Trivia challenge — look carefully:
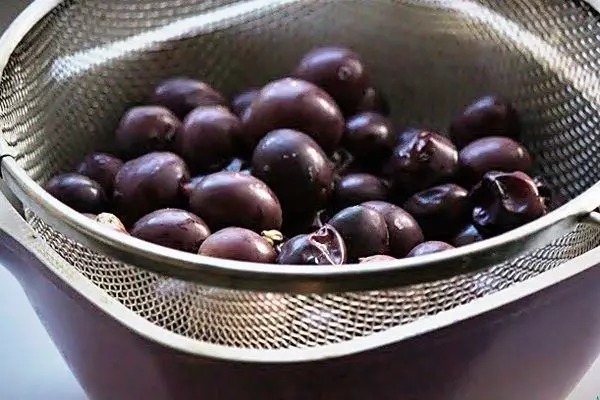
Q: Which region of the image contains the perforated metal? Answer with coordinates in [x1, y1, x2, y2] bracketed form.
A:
[3, 0, 600, 349]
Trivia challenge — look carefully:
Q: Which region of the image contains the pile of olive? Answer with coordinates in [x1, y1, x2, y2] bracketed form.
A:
[45, 46, 552, 266]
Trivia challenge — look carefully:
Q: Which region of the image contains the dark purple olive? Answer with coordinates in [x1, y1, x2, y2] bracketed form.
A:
[459, 137, 532, 184]
[450, 95, 521, 149]
[44, 173, 107, 214]
[230, 88, 260, 118]
[293, 46, 370, 114]
[187, 171, 282, 232]
[385, 130, 458, 196]
[276, 225, 346, 265]
[343, 112, 395, 164]
[359, 255, 397, 263]
[533, 175, 564, 211]
[76, 153, 123, 196]
[333, 173, 389, 211]
[252, 129, 334, 221]
[395, 127, 421, 147]
[150, 78, 226, 120]
[362, 201, 424, 258]
[328, 205, 389, 262]
[470, 171, 547, 237]
[131, 209, 211, 253]
[94, 213, 128, 233]
[452, 224, 484, 247]
[403, 184, 470, 240]
[175, 106, 241, 174]
[113, 152, 190, 226]
[241, 78, 344, 154]
[353, 87, 390, 116]
[407, 241, 455, 257]
[115, 106, 182, 160]
[199, 227, 277, 263]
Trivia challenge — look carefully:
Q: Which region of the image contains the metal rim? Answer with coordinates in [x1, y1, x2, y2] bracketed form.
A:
[2, 0, 600, 293]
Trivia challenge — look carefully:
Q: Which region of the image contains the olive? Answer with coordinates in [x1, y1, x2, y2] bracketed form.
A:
[353, 86, 390, 116]
[385, 130, 458, 197]
[113, 152, 190, 226]
[150, 78, 226, 120]
[175, 106, 241, 174]
[241, 78, 344, 154]
[230, 88, 260, 118]
[449, 95, 521, 149]
[187, 171, 282, 232]
[452, 224, 484, 247]
[343, 112, 395, 164]
[459, 137, 532, 184]
[44, 173, 107, 214]
[276, 225, 346, 265]
[94, 213, 128, 233]
[359, 255, 397, 263]
[362, 201, 424, 258]
[407, 241, 455, 257]
[199, 227, 277, 263]
[328, 205, 389, 262]
[131, 209, 211, 253]
[252, 129, 334, 221]
[470, 171, 547, 237]
[403, 184, 470, 240]
[332, 173, 389, 211]
[533, 175, 564, 211]
[76, 153, 123, 196]
[293, 46, 370, 114]
[115, 106, 182, 160]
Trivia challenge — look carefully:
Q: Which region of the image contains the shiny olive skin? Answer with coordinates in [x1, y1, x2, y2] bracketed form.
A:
[276, 225, 346, 265]
[470, 171, 547, 237]
[131, 208, 211, 253]
[175, 106, 241, 174]
[407, 241, 455, 257]
[403, 184, 470, 240]
[94, 213, 128, 233]
[328, 205, 389, 262]
[343, 112, 395, 164]
[333, 173, 389, 211]
[359, 254, 397, 263]
[362, 201, 424, 258]
[199, 227, 277, 263]
[459, 137, 532, 184]
[115, 106, 182, 160]
[252, 129, 334, 221]
[44, 173, 107, 214]
[230, 88, 260, 118]
[150, 78, 226, 120]
[450, 95, 521, 149]
[385, 130, 459, 196]
[76, 153, 123, 196]
[353, 87, 390, 117]
[187, 171, 282, 232]
[241, 78, 344, 154]
[452, 224, 484, 247]
[293, 46, 370, 114]
[113, 152, 190, 226]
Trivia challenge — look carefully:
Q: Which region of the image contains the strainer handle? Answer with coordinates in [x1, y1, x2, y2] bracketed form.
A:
[2, 152, 600, 293]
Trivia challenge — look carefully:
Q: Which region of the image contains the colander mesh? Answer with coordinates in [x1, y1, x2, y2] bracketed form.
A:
[2, 0, 600, 349]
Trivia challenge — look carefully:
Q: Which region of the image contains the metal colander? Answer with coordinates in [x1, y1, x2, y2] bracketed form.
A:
[2, 0, 600, 350]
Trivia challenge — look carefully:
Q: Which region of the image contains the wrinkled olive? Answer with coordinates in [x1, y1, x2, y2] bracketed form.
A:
[277, 225, 346, 265]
